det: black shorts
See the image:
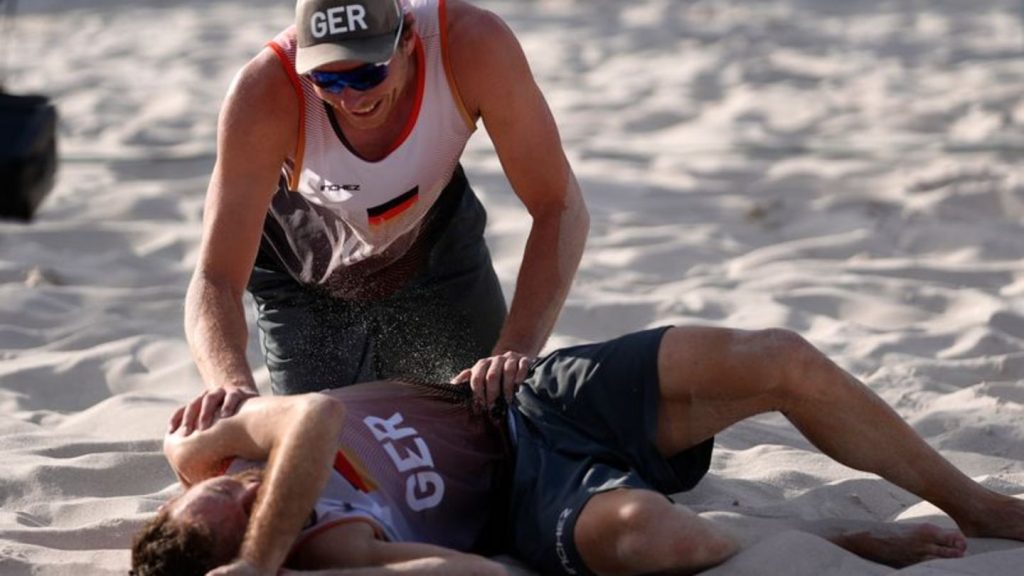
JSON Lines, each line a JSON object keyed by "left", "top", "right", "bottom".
{"left": 508, "top": 327, "right": 714, "bottom": 576}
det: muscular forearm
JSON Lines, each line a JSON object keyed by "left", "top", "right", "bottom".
{"left": 184, "top": 272, "right": 257, "bottom": 392}
{"left": 495, "top": 176, "right": 589, "bottom": 355}
{"left": 241, "top": 395, "right": 346, "bottom": 571}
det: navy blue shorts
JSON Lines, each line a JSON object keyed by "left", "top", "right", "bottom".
{"left": 508, "top": 327, "right": 714, "bottom": 576}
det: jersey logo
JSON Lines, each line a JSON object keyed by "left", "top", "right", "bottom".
{"left": 320, "top": 182, "right": 360, "bottom": 192}
{"left": 366, "top": 186, "right": 419, "bottom": 226}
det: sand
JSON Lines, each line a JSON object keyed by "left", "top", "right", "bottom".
{"left": 1, "top": 0, "right": 1022, "bottom": 573}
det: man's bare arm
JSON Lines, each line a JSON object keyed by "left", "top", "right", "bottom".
{"left": 175, "top": 47, "right": 299, "bottom": 434}
{"left": 280, "top": 555, "right": 507, "bottom": 575}
{"left": 271, "top": 515, "right": 506, "bottom": 576}
{"left": 447, "top": 1, "right": 589, "bottom": 403}
{"left": 288, "top": 531, "right": 508, "bottom": 575}
{"left": 236, "top": 394, "right": 346, "bottom": 572}
{"left": 166, "top": 392, "right": 346, "bottom": 574}
{"left": 206, "top": 512, "right": 507, "bottom": 576}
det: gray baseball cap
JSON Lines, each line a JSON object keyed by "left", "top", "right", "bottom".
{"left": 295, "top": 0, "right": 403, "bottom": 74}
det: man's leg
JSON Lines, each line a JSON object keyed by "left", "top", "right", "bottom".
{"left": 707, "top": 512, "right": 968, "bottom": 567}
{"left": 571, "top": 325, "right": 1019, "bottom": 575}
{"left": 652, "top": 326, "right": 1024, "bottom": 541}
{"left": 575, "top": 489, "right": 738, "bottom": 575}
{"left": 573, "top": 489, "right": 968, "bottom": 575}
{"left": 248, "top": 266, "right": 376, "bottom": 394}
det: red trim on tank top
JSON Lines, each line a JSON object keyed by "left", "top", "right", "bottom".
{"left": 325, "top": 36, "right": 426, "bottom": 162}
{"left": 385, "top": 35, "right": 427, "bottom": 156}
{"left": 266, "top": 40, "right": 307, "bottom": 191}
{"left": 439, "top": 0, "right": 475, "bottom": 130}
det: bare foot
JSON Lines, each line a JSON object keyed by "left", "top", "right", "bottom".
{"left": 956, "top": 493, "right": 1024, "bottom": 541}
{"left": 831, "top": 523, "right": 966, "bottom": 567}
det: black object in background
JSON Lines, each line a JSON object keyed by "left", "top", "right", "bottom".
{"left": 1, "top": 0, "right": 59, "bottom": 222}
{"left": 0, "top": 93, "right": 58, "bottom": 221}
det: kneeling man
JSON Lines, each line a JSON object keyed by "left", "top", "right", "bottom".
{"left": 132, "top": 326, "right": 1024, "bottom": 575}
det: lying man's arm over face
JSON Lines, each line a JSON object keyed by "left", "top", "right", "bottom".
{"left": 164, "top": 392, "right": 346, "bottom": 574}
{"left": 163, "top": 390, "right": 506, "bottom": 576}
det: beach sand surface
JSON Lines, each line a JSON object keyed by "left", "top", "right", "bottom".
{"left": 1, "top": 0, "right": 1023, "bottom": 573}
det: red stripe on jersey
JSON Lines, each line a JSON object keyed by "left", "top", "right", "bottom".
{"left": 333, "top": 450, "right": 377, "bottom": 493}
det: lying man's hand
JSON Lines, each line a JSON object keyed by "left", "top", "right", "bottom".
{"left": 168, "top": 384, "right": 259, "bottom": 435}
{"left": 452, "top": 351, "right": 533, "bottom": 408}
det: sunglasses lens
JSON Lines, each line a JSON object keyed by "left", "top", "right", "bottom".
{"left": 310, "top": 64, "right": 389, "bottom": 93}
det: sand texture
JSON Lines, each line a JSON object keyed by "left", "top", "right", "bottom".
{"left": 1, "top": 0, "right": 1022, "bottom": 573}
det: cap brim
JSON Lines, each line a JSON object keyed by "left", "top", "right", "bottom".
{"left": 295, "top": 34, "right": 398, "bottom": 75}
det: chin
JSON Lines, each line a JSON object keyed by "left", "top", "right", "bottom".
{"left": 346, "top": 103, "right": 390, "bottom": 129}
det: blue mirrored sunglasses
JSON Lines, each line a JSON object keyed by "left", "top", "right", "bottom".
{"left": 307, "top": 12, "right": 404, "bottom": 94}
{"left": 308, "top": 62, "right": 391, "bottom": 93}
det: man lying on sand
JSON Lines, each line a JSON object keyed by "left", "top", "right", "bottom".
{"left": 132, "top": 326, "right": 1024, "bottom": 575}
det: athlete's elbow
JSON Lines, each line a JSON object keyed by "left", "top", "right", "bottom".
{"left": 299, "top": 393, "right": 347, "bottom": 427}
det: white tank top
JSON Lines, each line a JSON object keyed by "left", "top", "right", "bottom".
{"left": 226, "top": 457, "right": 401, "bottom": 546}
{"left": 265, "top": 0, "right": 476, "bottom": 288}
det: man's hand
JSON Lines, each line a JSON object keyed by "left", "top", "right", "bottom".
{"left": 452, "top": 351, "right": 533, "bottom": 408}
{"left": 206, "top": 559, "right": 271, "bottom": 576}
{"left": 168, "top": 384, "right": 260, "bottom": 435}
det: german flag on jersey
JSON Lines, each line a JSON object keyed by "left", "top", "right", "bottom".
{"left": 333, "top": 448, "right": 378, "bottom": 493}
{"left": 367, "top": 186, "right": 419, "bottom": 226}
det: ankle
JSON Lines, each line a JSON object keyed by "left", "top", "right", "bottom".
{"left": 948, "top": 490, "right": 1008, "bottom": 530}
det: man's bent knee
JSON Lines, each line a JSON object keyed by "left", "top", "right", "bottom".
{"left": 745, "top": 328, "right": 829, "bottom": 400}
{"left": 577, "top": 490, "right": 739, "bottom": 575}
{"left": 614, "top": 493, "right": 738, "bottom": 572}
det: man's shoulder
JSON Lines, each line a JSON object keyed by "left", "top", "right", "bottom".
{"left": 442, "top": 0, "right": 525, "bottom": 116}
{"left": 214, "top": 46, "right": 301, "bottom": 149}
{"left": 444, "top": 0, "right": 513, "bottom": 48}
{"left": 230, "top": 47, "right": 297, "bottom": 105}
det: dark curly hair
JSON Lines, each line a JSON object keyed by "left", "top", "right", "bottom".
{"left": 130, "top": 507, "right": 234, "bottom": 576}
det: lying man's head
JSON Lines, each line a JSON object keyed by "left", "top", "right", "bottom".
{"left": 131, "top": 469, "right": 263, "bottom": 576}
